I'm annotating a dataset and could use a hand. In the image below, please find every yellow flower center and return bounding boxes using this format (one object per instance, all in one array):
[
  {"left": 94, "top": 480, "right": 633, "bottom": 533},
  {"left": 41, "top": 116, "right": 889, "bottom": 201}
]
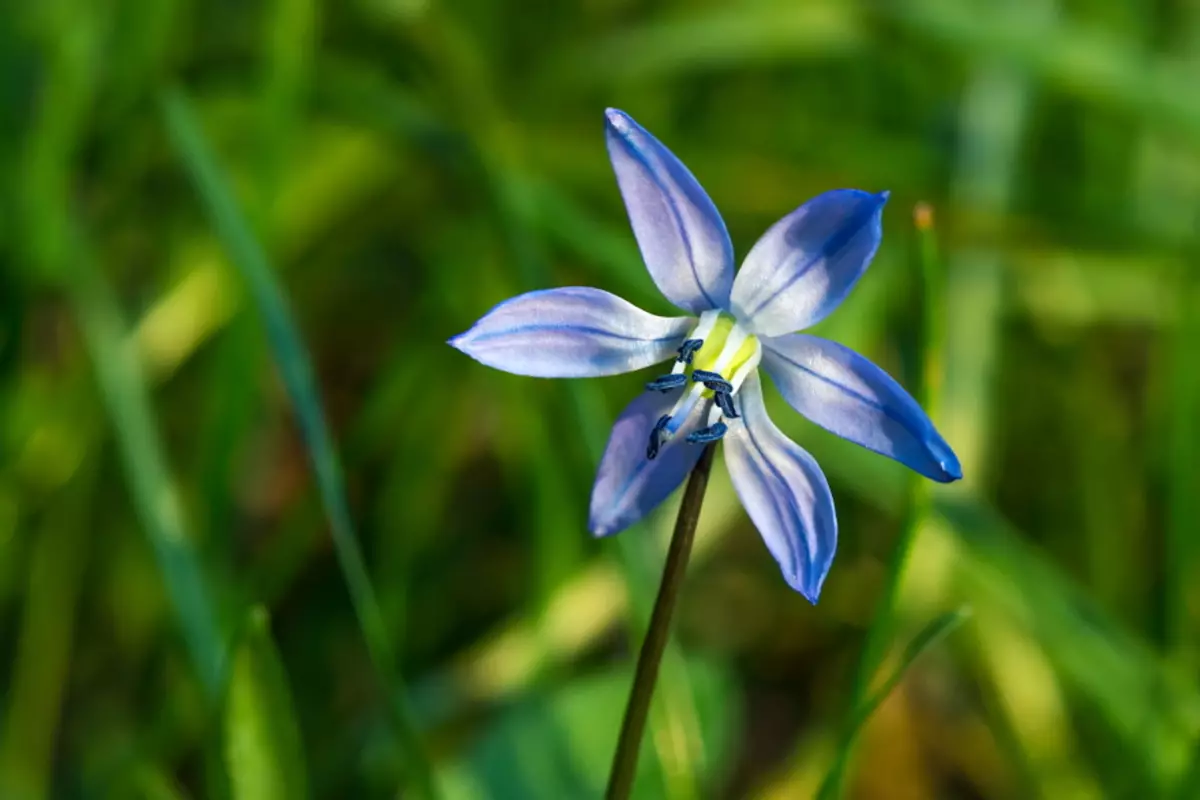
[
  {"left": 642, "top": 311, "right": 762, "bottom": 459},
  {"left": 690, "top": 313, "right": 759, "bottom": 395}
]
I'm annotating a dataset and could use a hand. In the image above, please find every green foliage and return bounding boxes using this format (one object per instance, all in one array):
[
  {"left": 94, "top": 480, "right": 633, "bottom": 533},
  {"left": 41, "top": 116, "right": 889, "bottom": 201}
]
[
  {"left": 2, "top": 0, "right": 1200, "bottom": 797},
  {"left": 817, "top": 608, "right": 972, "bottom": 800},
  {"left": 162, "top": 86, "right": 437, "bottom": 796},
  {"left": 225, "top": 607, "right": 308, "bottom": 800},
  {"left": 441, "top": 658, "right": 737, "bottom": 799}
]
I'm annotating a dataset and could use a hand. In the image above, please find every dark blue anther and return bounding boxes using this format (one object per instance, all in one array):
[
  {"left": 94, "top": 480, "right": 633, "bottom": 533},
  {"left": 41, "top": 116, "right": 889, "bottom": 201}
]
[
  {"left": 646, "top": 414, "right": 671, "bottom": 460},
  {"left": 676, "top": 339, "right": 704, "bottom": 364},
  {"left": 644, "top": 373, "right": 688, "bottom": 393},
  {"left": 713, "top": 390, "right": 739, "bottom": 419},
  {"left": 691, "top": 369, "right": 733, "bottom": 394},
  {"left": 686, "top": 421, "right": 728, "bottom": 444}
]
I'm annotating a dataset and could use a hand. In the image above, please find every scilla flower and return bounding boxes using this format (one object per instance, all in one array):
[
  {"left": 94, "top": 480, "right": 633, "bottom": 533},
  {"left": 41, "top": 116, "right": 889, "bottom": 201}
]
[{"left": 450, "top": 109, "right": 961, "bottom": 601}]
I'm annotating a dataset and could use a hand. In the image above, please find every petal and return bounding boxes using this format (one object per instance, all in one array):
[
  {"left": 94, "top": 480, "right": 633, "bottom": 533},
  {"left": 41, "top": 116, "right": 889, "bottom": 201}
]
[
  {"left": 449, "top": 287, "right": 694, "bottom": 378},
  {"left": 605, "top": 108, "right": 734, "bottom": 314},
  {"left": 730, "top": 189, "right": 888, "bottom": 336},
  {"left": 761, "top": 334, "right": 962, "bottom": 482},
  {"left": 589, "top": 389, "right": 708, "bottom": 536},
  {"left": 724, "top": 371, "right": 837, "bottom": 601}
]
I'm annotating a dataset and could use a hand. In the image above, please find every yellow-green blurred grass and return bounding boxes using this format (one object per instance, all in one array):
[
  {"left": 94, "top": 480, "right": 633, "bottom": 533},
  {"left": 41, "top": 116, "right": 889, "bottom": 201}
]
[{"left": 3, "top": 0, "right": 1200, "bottom": 797}]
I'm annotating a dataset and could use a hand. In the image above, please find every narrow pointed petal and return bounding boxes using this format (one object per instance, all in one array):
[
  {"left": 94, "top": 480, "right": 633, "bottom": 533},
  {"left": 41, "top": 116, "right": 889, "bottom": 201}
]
[
  {"left": 730, "top": 189, "right": 888, "bottom": 336},
  {"left": 449, "top": 287, "right": 694, "bottom": 378},
  {"left": 724, "top": 371, "right": 837, "bottom": 601},
  {"left": 589, "top": 389, "right": 708, "bottom": 536},
  {"left": 605, "top": 109, "right": 734, "bottom": 314},
  {"left": 761, "top": 334, "right": 961, "bottom": 482}
]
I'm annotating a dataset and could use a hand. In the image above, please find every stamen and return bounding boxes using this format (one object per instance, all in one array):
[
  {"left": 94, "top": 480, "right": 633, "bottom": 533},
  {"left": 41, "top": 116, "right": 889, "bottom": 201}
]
[
  {"left": 646, "top": 414, "right": 671, "bottom": 460},
  {"left": 676, "top": 339, "right": 703, "bottom": 364},
  {"left": 713, "top": 390, "right": 738, "bottom": 419},
  {"left": 691, "top": 369, "right": 733, "bottom": 394},
  {"left": 686, "top": 421, "right": 728, "bottom": 444},
  {"left": 645, "top": 373, "right": 688, "bottom": 393}
]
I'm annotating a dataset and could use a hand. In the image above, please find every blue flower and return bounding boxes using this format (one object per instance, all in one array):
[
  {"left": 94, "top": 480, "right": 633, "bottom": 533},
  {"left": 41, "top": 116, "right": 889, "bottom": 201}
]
[{"left": 450, "top": 109, "right": 961, "bottom": 602}]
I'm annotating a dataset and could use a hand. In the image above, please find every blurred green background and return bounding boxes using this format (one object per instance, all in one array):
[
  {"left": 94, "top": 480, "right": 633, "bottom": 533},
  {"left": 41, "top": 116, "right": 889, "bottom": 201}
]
[{"left": 3, "top": 0, "right": 1199, "bottom": 797}]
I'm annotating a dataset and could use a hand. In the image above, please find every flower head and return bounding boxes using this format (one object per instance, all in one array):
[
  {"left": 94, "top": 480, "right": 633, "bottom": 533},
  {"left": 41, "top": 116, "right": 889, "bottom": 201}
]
[{"left": 450, "top": 109, "right": 961, "bottom": 602}]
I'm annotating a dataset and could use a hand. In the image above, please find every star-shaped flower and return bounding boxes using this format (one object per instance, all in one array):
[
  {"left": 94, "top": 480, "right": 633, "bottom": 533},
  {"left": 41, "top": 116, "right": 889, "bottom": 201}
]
[{"left": 450, "top": 109, "right": 961, "bottom": 601}]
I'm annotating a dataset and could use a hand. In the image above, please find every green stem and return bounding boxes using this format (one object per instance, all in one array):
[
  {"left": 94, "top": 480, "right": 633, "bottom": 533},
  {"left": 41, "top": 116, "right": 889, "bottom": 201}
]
[
  {"left": 818, "top": 204, "right": 943, "bottom": 800},
  {"left": 605, "top": 443, "right": 716, "bottom": 800}
]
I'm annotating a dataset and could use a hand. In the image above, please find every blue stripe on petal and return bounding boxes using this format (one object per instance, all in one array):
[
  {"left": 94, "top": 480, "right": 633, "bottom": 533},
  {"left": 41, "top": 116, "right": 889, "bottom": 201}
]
[
  {"left": 449, "top": 287, "right": 695, "bottom": 378},
  {"left": 589, "top": 388, "right": 708, "bottom": 536},
  {"left": 724, "top": 371, "right": 837, "bottom": 602},
  {"left": 761, "top": 333, "right": 962, "bottom": 482},
  {"left": 730, "top": 189, "right": 887, "bottom": 336},
  {"left": 606, "top": 109, "right": 734, "bottom": 315}
]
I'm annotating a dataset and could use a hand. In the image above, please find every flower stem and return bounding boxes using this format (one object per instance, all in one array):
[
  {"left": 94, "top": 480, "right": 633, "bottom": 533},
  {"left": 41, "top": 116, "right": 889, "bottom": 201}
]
[{"left": 605, "top": 443, "right": 717, "bottom": 800}]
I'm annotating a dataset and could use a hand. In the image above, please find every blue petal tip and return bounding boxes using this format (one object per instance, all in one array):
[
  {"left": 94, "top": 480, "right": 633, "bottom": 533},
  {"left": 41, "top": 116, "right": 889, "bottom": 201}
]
[
  {"left": 783, "top": 567, "right": 828, "bottom": 604},
  {"left": 605, "top": 108, "right": 634, "bottom": 136},
  {"left": 588, "top": 517, "right": 619, "bottom": 538},
  {"left": 797, "top": 578, "right": 824, "bottom": 605},
  {"left": 931, "top": 447, "right": 963, "bottom": 483}
]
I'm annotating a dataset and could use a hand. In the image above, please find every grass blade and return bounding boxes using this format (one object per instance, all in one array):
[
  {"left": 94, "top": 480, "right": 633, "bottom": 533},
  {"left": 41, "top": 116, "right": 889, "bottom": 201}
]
[
  {"left": 890, "top": 0, "right": 1200, "bottom": 141},
  {"left": 0, "top": 464, "right": 94, "bottom": 797},
  {"left": 67, "top": 236, "right": 227, "bottom": 700},
  {"left": 15, "top": 0, "right": 229, "bottom": 721},
  {"left": 816, "top": 608, "right": 972, "bottom": 800},
  {"left": 559, "top": 3, "right": 861, "bottom": 82},
  {"left": 160, "top": 87, "right": 438, "bottom": 798},
  {"left": 815, "top": 203, "right": 948, "bottom": 799},
  {"left": 225, "top": 607, "right": 308, "bottom": 800}
]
